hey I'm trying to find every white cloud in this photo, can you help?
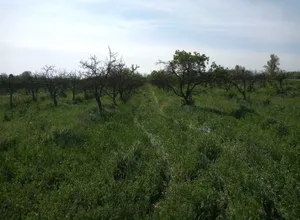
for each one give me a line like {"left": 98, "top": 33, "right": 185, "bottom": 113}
{"left": 0, "top": 0, "right": 299, "bottom": 74}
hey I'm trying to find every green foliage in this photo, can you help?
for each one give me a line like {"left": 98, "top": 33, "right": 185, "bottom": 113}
{"left": 156, "top": 50, "right": 210, "bottom": 105}
{"left": 1, "top": 82, "right": 300, "bottom": 219}
{"left": 0, "top": 138, "right": 17, "bottom": 152}
{"left": 232, "top": 105, "right": 256, "bottom": 119}
{"left": 50, "top": 128, "right": 86, "bottom": 148}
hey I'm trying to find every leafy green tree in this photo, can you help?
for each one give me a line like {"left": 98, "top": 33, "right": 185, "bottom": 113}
{"left": 264, "top": 54, "right": 293, "bottom": 93}
{"left": 264, "top": 54, "right": 280, "bottom": 82}
{"left": 275, "top": 70, "right": 293, "bottom": 93}
{"left": 149, "top": 70, "right": 170, "bottom": 91}
{"left": 157, "top": 50, "right": 210, "bottom": 105}
{"left": 209, "top": 62, "right": 232, "bottom": 92}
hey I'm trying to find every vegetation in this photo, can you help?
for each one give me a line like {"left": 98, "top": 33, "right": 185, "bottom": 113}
{"left": 1, "top": 49, "right": 300, "bottom": 219}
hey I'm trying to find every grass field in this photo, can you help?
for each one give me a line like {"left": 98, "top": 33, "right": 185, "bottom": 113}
{"left": 1, "top": 84, "right": 300, "bottom": 219}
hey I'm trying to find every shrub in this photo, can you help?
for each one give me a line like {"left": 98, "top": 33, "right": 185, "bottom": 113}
{"left": 37, "top": 118, "right": 52, "bottom": 132}
{"left": 0, "top": 138, "right": 17, "bottom": 152}
{"left": 232, "top": 105, "right": 256, "bottom": 119}
{"left": 113, "top": 147, "right": 142, "bottom": 181}
{"left": 262, "top": 98, "right": 271, "bottom": 106}
{"left": 72, "top": 96, "right": 84, "bottom": 104}
{"left": 50, "top": 128, "right": 86, "bottom": 148}
{"left": 276, "top": 123, "right": 289, "bottom": 136}
{"left": 2, "top": 110, "right": 13, "bottom": 122}
{"left": 226, "top": 91, "right": 238, "bottom": 100}
{"left": 59, "top": 91, "right": 67, "bottom": 98}
{"left": 262, "top": 116, "right": 279, "bottom": 129}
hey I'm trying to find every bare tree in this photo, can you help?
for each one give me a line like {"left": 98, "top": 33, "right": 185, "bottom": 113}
{"left": 275, "top": 70, "right": 293, "bottom": 93}
{"left": 20, "top": 71, "right": 40, "bottom": 102}
{"left": 229, "top": 65, "right": 256, "bottom": 100}
{"left": 41, "top": 66, "right": 66, "bottom": 106}
{"left": 0, "top": 74, "right": 18, "bottom": 108}
{"left": 117, "top": 64, "right": 140, "bottom": 103}
{"left": 105, "top": 59, "right": 126, "bottom": 105}
{"left": 80, "top": 77, "right": 93, "bottom": 100}
{"left": 68, "top": 71, "right": 81, "bottom": 102}
{"left": 80, "top": 48, "right": 117, "bottom": 113}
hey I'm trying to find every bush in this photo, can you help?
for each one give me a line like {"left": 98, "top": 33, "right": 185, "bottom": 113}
{"left": 226, "top": 91, "right": 238, "bottom": 100}
{"left": 50, "top": 128, "right": 86, "bottom": 148}
{"left": 232, "top": 105, "right": 256, "bottom": 119}
{"left": 40, "top": 95, "right": 47, "bottom": 101}
{"left": 59, "top": 92, "right": 67, "bottom": 98}
{"left": 2, "top": 110, "right": 13, "bottom": 122}
{"left": 72, "top": 96, "right": 84, "bottom": 104}
{"left": 0, "top": 138, "right": 17, "bottom": 152}
{"left": 262, "top": 98, "right": 271, "bottom": 106}
{"left": 276, "top": 123, "right": 289, "bottom": 136}
{"left": 262, "top": 116, "right": 279, "bottom": 129}
{"left": 113, "top": 147, "right": 142, "bottom": 181}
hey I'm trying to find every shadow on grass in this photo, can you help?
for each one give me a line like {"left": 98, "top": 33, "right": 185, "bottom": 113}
{"left": 193, "top": 105, "right": 258, "bottom": 120}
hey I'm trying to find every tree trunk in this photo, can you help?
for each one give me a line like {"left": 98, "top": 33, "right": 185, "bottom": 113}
{"left": 263, "top": 79, "right": 266, "bottom": 88}
{"left": 242, "top": 91, "right": 247, "bottom": 100}
{"left": 32, "top": 90, "right": 37, "bottom": 102}
{"left": 72, "top": 90, "right": 75, "bottom": 101}
{"left": 183, "top": 95, "right": 193, "bottom": 105}
{"left": 53, "top": 95, "right": 57, "bottom": 106}
{"left": 95, "top": 96, "right": 102, "bottom": 113}
{"left": 279, "top": 80, "right": 283, "bottom": 93}
{"left": 25, "top": 89, "right": 30, "bottom": 95}
{"left": 112, "top": 94, "right": 117, "bottom": 105}
{"left": 84, "top": 89, "right": 88, "bottom": 100}
{"left": 243, "top": 79, "right": 247, "bottom": 100}
{"left": 119, "top": 90, "right": 124, "bottom": 101}
{"left": 9, "top": 93, "right": 13, "bottom": 109}
{"left": 112, "top": 87, "right": 117, "bottom": 105}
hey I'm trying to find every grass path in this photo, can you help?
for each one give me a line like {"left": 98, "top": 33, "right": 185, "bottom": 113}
{"left": 133, "top": 85, "right": 169, "bottom": 161}
{"left": 149, "top": 85, "right": 211, "bottom": 134}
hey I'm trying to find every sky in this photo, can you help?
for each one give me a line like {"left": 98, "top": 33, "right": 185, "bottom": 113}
{"left": 1, "top": 0, "right": 300, "bottom": 74}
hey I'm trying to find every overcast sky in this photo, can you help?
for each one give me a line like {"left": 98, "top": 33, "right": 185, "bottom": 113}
{"left": 1, "top": 0, "right": 300, "bottom": 74}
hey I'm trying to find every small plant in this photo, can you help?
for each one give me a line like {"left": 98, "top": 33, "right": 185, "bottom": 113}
{"left": 3, "top": 110, "right": 13, "bottom": 122}
{"left": 262, "top": 98, "right": 271, "bottom": 106}
{"left": 276, "top": 123, "right": 289, "bottom": 136}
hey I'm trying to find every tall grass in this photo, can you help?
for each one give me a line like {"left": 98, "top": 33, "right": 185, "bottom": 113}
{"left": 1, "top": 85, "right": 300, "bottom": 219}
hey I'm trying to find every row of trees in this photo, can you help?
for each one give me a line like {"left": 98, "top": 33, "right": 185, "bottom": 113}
{"left": 0, "top": 48, "right": 145, "bottom": 112}
{"left": 149, "top": 50, "right": 296, "bottom": 105}
{"left": 1, "top": 49, "right": 298, "bottom": 110}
